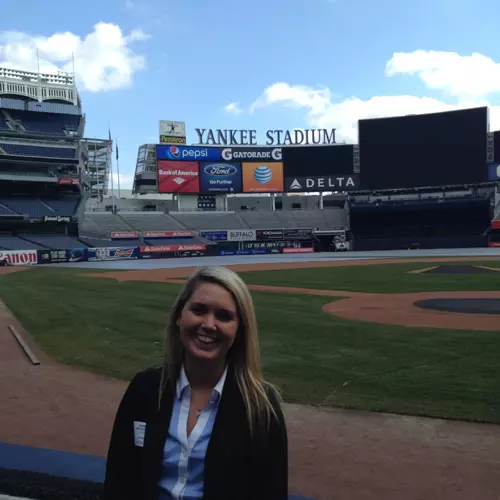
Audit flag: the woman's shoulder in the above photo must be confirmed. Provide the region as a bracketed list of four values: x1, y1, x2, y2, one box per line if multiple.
[123, 367, 162, 401]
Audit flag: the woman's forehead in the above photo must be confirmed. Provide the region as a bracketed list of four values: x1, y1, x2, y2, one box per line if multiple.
[188, 282, 237, 309]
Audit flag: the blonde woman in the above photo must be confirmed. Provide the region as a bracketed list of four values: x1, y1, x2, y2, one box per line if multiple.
[103, 266, 288, 500]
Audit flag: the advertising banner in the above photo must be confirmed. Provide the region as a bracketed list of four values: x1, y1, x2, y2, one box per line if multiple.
[159, 120, 186, 144]
[219, 249, 271, 256]
[488, 242, 500, 247]
[492, 221, 500, 230]
[87, 247, 139, 261]
[285, 174, 360, 192]
[58, 177, 80, 185]
[221, 147, 282, 161]
[241, 241, 285, 253]
[43, 216, 71, 223]
[156, 145, 221, 162]
[282, 247, 314, 253]
[256, 229, 284, 241]
[488, 163, 500, 181]
[143, 231, 193, 238]
[111, 231, 139, 239]
[227, 229, 256, 242]
[199, 161, 242, 193]
[242, 162, 284, 193]
[200, 231, 228, 241]
[158, 161, 200, 193]
[284, 228, 312, 240]
[140, 244, 206, 253]
[37, 248, 87, 264]
[0, 249, 37, 266]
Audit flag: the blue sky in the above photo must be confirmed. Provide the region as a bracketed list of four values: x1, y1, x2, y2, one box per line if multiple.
[1, 0, 500, 187]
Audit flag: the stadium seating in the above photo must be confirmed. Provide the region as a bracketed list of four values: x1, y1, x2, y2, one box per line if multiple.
[0, 142, 76, 159]
[119, 212, 186, 231]
[22, 235, 87, 249]
[171, 212, 243, 230]
[7, 110, 80, 136]
[43, 197, 79, 215]
[238, 208, 347, 230]
[0, 235, 45, 250]
[0, 204, 15, 215]
[80, 213, 133, 237]
[0, 112, 10, 131]
[108, 238, 142, 247]
[0, 197, 77, 217]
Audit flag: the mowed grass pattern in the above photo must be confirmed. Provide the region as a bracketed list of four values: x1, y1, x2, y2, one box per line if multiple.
[0, 266, 499, 423]
[239, 260, 500, 293]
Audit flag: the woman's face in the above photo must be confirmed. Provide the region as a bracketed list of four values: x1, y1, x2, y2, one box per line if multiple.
[179, 282, 239, 365]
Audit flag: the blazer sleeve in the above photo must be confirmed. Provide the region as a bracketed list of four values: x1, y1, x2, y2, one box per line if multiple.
[250, 388, 289, 500]
[102, 372, 150, 500]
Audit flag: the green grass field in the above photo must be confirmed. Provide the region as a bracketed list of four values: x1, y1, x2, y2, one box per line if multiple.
[1, 262, 499, 424]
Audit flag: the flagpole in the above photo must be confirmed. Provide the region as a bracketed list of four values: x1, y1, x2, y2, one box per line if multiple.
[94, 142, 99, 208]
[108, 126, 115, 213]
[116, 140, 121, 204]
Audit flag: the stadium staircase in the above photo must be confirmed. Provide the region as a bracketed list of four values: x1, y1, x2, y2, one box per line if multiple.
[234, 211, 251, 229]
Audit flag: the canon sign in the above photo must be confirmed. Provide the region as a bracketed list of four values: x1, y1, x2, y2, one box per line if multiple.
[0, 250, 37, 266]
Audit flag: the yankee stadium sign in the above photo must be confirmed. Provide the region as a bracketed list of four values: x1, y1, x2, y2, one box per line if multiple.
[195, 128, 336, 146]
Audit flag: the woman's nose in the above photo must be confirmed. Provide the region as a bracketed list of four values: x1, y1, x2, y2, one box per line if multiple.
[202, 314, 217, 330]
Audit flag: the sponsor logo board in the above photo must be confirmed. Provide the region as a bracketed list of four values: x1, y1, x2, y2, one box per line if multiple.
[58, 177, 80, 185]
[143, 231, 193, 238]
[488, 242, 500, 247]
[285, 175, 360, 192]
[37, 248, 87, 264]
[492, 221, 500, 230]
[242, 162, 284, 193]
[140, 244, 206, 253]
[256, 229, 284, 241]
[227, 230, 256, 242]
[221, 147, 282, 161]
[43, 216, 71, 223]
[156, 145, 221, 162]
[111, 232, 139, 239]
[157, 161, 200, 193]
[88, 247, 139, 261]
[159, 120, 186, 138]
[282, 247, 315, 253]
[0, 249, 37, 266]
[199, 161, 242, 193]
[284, 228, 312, 239]
[200, 231, 228, 241]
[160, 135, 186, 144]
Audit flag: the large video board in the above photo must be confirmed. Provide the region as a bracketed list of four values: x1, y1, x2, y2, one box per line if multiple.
[358, 107, 489, 190]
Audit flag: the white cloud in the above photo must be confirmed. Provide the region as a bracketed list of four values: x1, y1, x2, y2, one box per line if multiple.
[386, 50, 500, 99]
[224, 102, 243, 115]
[125, 0, 135, 9]
[0, 22, 150, 92]
[244, 50, 500, 143]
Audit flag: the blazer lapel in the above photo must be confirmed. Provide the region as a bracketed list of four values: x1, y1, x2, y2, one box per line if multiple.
[204, 368, 250, 498]
[143, 380, 175, 499]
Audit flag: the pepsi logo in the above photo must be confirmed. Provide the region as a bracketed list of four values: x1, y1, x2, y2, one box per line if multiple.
[204, 164, 237, 176]
[169, 146, 181, 158]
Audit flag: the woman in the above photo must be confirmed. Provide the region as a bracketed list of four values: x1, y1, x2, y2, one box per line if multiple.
[103, 266, 288, 500]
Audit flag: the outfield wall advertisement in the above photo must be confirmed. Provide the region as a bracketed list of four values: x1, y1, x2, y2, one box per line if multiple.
[0, 249, 38, 266]
[87, 247, 140, 261]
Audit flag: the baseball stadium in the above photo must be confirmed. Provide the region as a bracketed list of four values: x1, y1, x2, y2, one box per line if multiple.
[0, 67, 499, 500]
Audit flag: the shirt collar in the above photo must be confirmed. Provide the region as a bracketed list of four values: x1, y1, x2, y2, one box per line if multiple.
[176, 364, 228, 404]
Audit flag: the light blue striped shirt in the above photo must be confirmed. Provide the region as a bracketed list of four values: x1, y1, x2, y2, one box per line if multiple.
[157, 365, 228, 500]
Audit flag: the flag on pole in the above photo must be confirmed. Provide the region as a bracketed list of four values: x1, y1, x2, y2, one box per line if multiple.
[116, 142, 119, 160]
[108, 129, 113, 153]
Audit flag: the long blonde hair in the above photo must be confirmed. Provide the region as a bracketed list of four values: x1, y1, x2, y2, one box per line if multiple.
[159, 266, 279, 436]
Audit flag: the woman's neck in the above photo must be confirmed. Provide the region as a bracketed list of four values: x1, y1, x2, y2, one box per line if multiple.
[184, 356, 226, 390]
